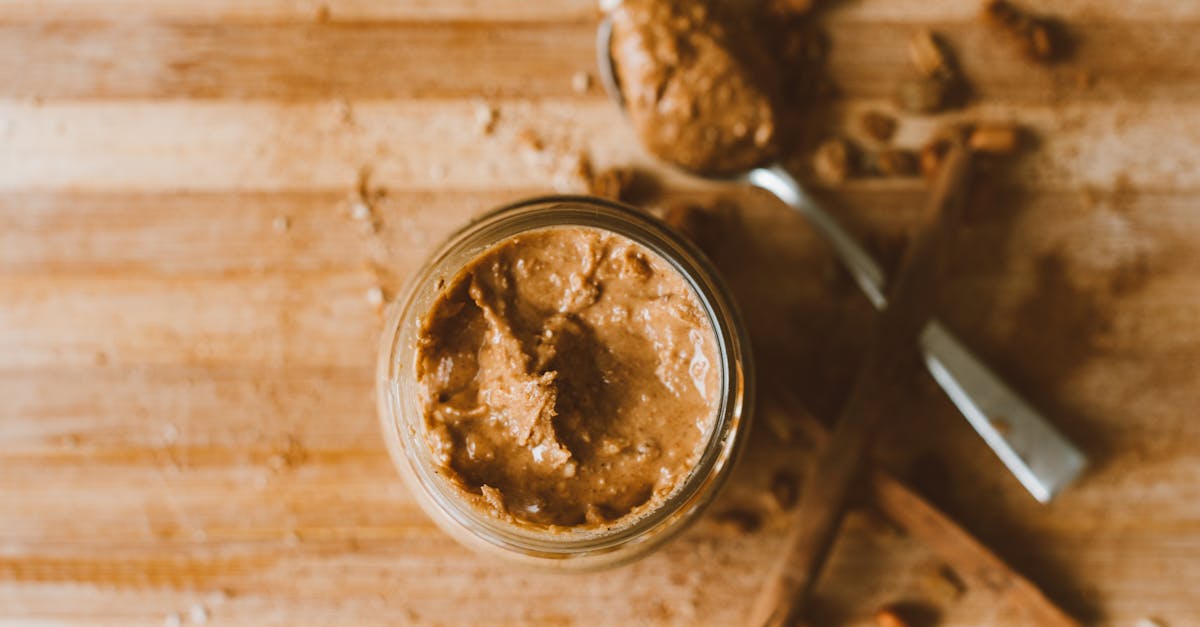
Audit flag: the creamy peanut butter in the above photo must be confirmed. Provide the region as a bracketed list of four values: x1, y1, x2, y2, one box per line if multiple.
[611, 0, 780, 176]
[416, 227, 720, 529]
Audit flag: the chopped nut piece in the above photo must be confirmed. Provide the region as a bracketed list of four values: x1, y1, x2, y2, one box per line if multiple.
[473, 100, 497, 135]
[909, 30, 951, 79]
[983, 0, 1062, 64]
[921, 564, 968, 600]
[769, 470, 799, 510]
[272, 216, 290, 233]
[366, 286, 386, 308]
[859, 111, 897, 143]
[571, 71, 593, 94]
[589, 166, 634, 201]
[588, 166, 660, 205]
[659, 200, 726, 257]
[769, 0, 814, 16]
[813, 138, 852, 184]
[872, 149, 919, 177]
[875, 607, 910, 627]
[710, 508, 762, 534]
[516, 128, 544, 152]
[969, 123, 1020, 154]
[919, 139, 951, 182]
[895, 76, 949, 113]
[188, 604, 210, 625]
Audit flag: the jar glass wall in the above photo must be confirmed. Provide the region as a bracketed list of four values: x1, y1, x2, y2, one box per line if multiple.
[377, 195, 753, 569]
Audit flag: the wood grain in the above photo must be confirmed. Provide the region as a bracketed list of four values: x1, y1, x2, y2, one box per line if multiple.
[2, 0, 1199, 625]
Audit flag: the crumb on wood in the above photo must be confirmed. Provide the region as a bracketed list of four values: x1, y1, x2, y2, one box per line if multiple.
[769, 470, 799, 510]
[875, 606, 910, 627]
[188, 603, 209, 625]
[813, 138, 853, 184]
[553, 151, 593, 193]
[768, 0, 814, 17]
[865, 149, 919, 177]
[571, 71, 593, 94]
[968, 123, 1021, 154]
[473, 99, 497, 135]
[516, 127, 544, 152]
[284, 529, 301, 547]
[163, 613, 182, 627]
[272, 216, 290, 233]
[588, 166, 661, 206]
[920, 563, 968, 601]
[334, 98, 354, 125]
[859, 110, 898, 143]
[919, 138, 952, 182]
[710, 508, 763, 534]
[366, 286, 386, 309]
[895, 76, 953, 114]
[658, 199, 729, 257]
[909, 30, 952, 79]
[982, 0, 1064, 64]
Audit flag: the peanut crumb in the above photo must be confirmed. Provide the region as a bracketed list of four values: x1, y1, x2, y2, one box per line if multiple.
[969, 123, 1021, 154]
[188, 604, 209, 625]
[813, 138, 852, 184]
[859, 111, 898, 143]
[571, 71, 593, 94]
[366, 286, 386, 308]
[473, 100, 497, 135]
[710, 508, 762, 534]
[272, 216, 290, 233]
[909, 30, 951, 79]
[875, 607, 909, 627]
[769, 470, 799, 510]
[983, 0, 1063, 64]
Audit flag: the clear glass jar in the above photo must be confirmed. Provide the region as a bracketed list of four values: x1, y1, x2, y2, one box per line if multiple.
[377, 195, 753, 570]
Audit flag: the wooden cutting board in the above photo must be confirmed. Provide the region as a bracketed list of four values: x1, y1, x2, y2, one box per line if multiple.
[2, 1, 1198, 625]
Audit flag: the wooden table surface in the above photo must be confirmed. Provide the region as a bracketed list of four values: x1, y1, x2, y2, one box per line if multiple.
[2, 1, 1198, 625]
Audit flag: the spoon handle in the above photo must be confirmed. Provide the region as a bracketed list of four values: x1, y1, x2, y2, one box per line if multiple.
[745, 162, 1086, 502]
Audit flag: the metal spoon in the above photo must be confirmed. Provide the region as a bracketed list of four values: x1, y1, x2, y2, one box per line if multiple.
[596, 15, 1085, 502]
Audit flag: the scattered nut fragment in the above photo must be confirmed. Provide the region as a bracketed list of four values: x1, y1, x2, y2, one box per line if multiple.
[769, 470, 799, 510]
[272, 216, 290, 233]
[983, 0, 1061, 64]
[589, 166, 635, 202]
[909, 30, 951, 79]
[571, 70, 593, 94]
[588, 166, 660, 205]
[769, 0, 814, 17]
[919, 138, 952, 181]
[895, 76, 950, 114]
[188, 603, 210, 625]
[968, 123, 1020, 154]
[473, 100, 497, 135]
[869, 149, 919, 177]
[812, 138, 852, 184]
[366, 286, 386, 309]
[859, 111, 897, 143]
[659, 200, 725, 257]
[920, 564, 968, 600]
[710, 508, 762, 534]
[875, 607, 910, 627]
[516, 128, 544, 152]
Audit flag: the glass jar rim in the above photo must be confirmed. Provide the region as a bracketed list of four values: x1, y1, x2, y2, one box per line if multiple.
[377, 195, 753, 563]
